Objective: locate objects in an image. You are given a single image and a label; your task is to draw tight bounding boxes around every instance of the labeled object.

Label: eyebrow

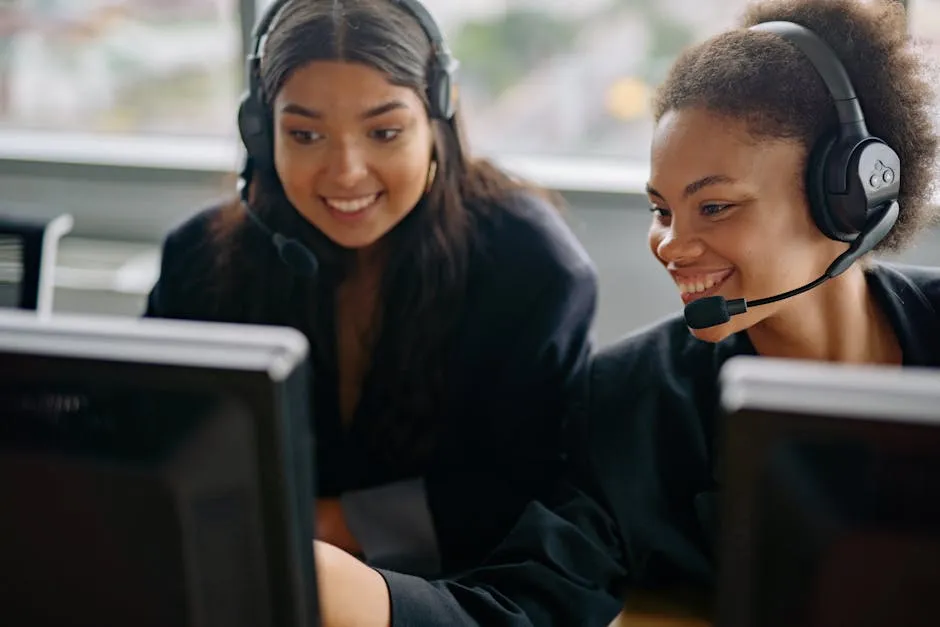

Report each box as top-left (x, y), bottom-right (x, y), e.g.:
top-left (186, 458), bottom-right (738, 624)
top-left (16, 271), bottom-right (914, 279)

top-left (279, 100), bottom-right (409, 120)
top-left (645, 175), bottom-right (737, 200)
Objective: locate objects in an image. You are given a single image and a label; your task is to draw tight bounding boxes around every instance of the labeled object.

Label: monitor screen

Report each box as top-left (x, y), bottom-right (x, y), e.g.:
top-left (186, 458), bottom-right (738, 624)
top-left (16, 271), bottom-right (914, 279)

top-left (717, 356), bottom-right (940, 627)
top-left (0, 311), bottom-right (318, 627)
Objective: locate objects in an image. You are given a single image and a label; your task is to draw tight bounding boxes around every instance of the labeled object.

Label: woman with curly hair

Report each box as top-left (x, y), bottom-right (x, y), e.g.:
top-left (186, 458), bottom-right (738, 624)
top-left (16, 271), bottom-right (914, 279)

top-left (309, 0), bottom-right (940, 625)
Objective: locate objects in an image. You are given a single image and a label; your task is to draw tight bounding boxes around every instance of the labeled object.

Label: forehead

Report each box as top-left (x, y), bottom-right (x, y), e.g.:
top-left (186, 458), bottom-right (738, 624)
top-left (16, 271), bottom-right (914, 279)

top-left (276, 60), bottom-right (422, 110)
top-left (649, 107), bottom-right (803, 192)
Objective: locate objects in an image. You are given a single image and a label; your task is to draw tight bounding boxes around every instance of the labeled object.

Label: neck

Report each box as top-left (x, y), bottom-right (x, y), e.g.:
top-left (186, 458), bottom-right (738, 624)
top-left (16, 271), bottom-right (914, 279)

top-left (349, 242), bottom-right (387, 285)
top-left (746, 265), bottom-right (901, 365)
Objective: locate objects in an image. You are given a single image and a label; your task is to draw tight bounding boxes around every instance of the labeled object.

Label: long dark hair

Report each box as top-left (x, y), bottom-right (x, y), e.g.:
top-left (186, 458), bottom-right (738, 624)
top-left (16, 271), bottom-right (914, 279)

top-left (213, 0), bottom-right (556, 466)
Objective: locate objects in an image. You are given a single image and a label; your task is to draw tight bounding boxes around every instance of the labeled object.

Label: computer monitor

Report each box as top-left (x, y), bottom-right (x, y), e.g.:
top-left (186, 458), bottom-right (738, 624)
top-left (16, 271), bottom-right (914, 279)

top-left (0, 310), bottom-right (319, 627)
top-left (716, 356), bottom-right (940, 627)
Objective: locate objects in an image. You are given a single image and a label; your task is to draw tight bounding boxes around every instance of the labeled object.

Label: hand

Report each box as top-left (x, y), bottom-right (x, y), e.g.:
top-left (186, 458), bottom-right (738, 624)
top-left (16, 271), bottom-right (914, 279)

top-left (313, 540), bottom-right (391, 627)
top-left (315, 498), bottom-right (363, 556)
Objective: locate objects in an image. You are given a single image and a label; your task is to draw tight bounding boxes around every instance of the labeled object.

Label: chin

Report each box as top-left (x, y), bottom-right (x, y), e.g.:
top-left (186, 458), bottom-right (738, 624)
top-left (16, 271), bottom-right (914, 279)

top-left (688, 325), bottom-right (735, 344)
top-left (313, 213), bottom-right (407, 252)
top-left (312, 221), bottom-right (388, 250)
top-left (686, 310), bottom-right (762, 343)
top-left (324, 233), bottom-right (385, 250)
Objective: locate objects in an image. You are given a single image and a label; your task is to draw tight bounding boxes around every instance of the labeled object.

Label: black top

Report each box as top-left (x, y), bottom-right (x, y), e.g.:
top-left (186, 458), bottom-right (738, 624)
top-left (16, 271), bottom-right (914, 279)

top-left (381, 262), bottom-right (940, 626)
top-left (144, 192), bottom-right (598, 576)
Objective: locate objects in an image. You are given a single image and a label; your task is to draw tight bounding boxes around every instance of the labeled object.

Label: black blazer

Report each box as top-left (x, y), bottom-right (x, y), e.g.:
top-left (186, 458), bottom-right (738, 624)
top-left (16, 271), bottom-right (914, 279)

top-left (380, 262), bottom-right (940, 626)
top-left (145, 192), bottom-right (598, 576)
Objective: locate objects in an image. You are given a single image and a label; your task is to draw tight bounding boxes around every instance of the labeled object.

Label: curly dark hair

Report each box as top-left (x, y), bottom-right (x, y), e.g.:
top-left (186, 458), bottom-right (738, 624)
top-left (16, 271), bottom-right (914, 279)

top-left (653, 0), bottom-right (939, 252)
top-left (211, 0), bottom-right (556, 466)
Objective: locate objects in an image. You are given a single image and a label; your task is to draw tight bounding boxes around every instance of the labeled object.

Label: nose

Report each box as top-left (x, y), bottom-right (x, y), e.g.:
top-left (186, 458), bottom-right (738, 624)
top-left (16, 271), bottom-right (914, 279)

top-left (651, 222), bottom-right (706, 265)
top-left (326, 140), bottom-right (369, 188)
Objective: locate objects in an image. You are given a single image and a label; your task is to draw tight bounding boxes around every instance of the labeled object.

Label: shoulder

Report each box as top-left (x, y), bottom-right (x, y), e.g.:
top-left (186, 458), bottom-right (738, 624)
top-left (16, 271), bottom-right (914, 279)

top-left (471, 190), bottom-right (596, 288)
top-left (455, 190), bottom-right (598, 354)
top-left (590, 314), bottom-right (703, 401)
top-left (868, 262), bottom-right (940, 313)
top-left (586, 314), bottom-right (744, 446)
top-left (147, 201), bottom-right (254, 320)
top-left (871, 261), bottom-right (940, 302)
top-left (157, 200), bottom-right (272, 276)
top-left (158, 203), bottom-right (227, 269)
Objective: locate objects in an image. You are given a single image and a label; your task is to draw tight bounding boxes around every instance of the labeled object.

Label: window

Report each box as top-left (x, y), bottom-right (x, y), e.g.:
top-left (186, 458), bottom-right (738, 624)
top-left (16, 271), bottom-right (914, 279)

top-left (0, 0), bottom-right (241, 137)
top-left (909, 0), bottom-right (940, 185)
top-left (254, 0), bottom-right (939, 163)
top-left (910, 1), bottom-right (940, 105)
top-left (256, 0), bottom-right (753, 162)
top-left (1, 1), bottom-right (936, 169)
top-left (422, 0), bottom-right (751, 162)
top-left (911, 0), bottom-right (940, 48)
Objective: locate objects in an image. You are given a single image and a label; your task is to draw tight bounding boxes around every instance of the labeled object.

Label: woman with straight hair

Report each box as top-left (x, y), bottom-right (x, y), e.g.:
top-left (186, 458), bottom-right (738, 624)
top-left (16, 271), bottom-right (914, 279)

top-left (146, 0), bottom-right (597, 580)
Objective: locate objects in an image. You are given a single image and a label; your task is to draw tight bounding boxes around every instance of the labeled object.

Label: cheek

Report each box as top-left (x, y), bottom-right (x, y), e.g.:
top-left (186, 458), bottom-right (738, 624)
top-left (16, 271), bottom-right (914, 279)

top-left (273, 144), bottom-right (310, 195)
top-left (387, 160), bottom-right (427, 192)
top-left (728, 238), bottom-right (761, 274)
top-left (277, 165), bottom-right (305, 196)
top-left (710, 215), bottom-right (779, 284)
top-left (382, 144), bottom-right (431, 202)
top-left (734, 215), bottom-right (822, 289)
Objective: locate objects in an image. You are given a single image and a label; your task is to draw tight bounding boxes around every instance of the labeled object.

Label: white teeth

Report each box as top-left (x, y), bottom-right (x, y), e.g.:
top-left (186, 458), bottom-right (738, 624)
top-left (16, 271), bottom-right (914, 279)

top-left (325, 193), bottom-right (379, 213)
top-left (678, 273), bottom-right (727, 295)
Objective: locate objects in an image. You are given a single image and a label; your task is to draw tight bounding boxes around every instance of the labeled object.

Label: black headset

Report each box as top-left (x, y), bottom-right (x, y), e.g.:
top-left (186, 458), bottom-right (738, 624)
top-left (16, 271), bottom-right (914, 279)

top-left (236, 0), bottom-right (459, 276)
top-left (238, 0), bottom-right (458, 179)
top-left (750, 21), bottom-right (901, 245)
top-left (683, 22), bottom-right (903, 330)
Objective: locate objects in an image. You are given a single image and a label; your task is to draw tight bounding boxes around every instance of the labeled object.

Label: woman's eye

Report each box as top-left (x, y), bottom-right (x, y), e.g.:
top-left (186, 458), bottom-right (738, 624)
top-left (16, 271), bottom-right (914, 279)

top-left (371, 128), bottom-right (402, 142)
top-left (649, 205), bottom-right (671, 219)
top-left (702, 203), bottom-right (733, 217)
top-left (288, 130), bottom-right (321, 144)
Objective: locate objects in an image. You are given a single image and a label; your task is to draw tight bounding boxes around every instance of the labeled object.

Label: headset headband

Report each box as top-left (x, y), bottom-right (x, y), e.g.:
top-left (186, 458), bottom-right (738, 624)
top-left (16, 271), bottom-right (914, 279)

top-left (749, 21), bottom-right (867, 134)
top-left (250, 0), bottom-right (454, 71)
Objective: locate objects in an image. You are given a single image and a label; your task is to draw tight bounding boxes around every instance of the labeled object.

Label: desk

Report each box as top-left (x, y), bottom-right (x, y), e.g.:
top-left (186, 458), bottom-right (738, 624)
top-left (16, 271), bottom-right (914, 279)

top-left (610, 589), bottom-right (712, 627)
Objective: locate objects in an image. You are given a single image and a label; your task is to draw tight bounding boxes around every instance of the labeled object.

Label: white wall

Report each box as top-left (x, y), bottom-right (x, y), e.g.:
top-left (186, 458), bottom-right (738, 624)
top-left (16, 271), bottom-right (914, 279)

top-left (3, 159), bottom-right (939, 346)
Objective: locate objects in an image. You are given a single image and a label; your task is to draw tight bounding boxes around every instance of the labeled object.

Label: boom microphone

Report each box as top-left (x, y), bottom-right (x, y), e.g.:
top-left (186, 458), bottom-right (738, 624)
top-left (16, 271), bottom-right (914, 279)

top-left (684, 201), bottom-right (899, 330)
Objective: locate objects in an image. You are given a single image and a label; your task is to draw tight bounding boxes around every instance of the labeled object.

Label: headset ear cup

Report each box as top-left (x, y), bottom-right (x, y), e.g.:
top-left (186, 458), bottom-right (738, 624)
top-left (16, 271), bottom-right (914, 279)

top-left (425, 55), bottom-right (458, 120)
top-left (426, 64), bottom-right (445, 120)
top-left (238, 92), bottom-right (274, 172)
top-left (841, 139), bottom-right (902, 233)
top-left (806, 132), bottom-right (851, 242)
top-left (442, 67), bottom-right (457, 120)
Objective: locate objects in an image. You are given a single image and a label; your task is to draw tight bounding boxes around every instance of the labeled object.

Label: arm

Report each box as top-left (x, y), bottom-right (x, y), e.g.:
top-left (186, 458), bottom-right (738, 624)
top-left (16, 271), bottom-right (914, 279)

top-left (339, 478), bottom-right (440, 575)
top-left (383, 482), bottom-right (627, 627)
top-left (314, 478), bottom-right (628, 627)
top-left (316, 498), bottom-right (363, 556)
top-left (314, 351), bottom-right (631, 627)
top-left (314, 541), bottom-right (391, 627)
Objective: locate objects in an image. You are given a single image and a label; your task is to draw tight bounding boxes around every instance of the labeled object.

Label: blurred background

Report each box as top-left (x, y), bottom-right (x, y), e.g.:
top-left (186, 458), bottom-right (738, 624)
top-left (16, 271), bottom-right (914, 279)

top-left (0, 0), bottom-right (938, 344)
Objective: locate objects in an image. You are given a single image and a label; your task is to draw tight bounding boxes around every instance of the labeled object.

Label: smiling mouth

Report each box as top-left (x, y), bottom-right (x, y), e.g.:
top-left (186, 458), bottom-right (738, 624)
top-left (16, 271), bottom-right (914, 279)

top-left (322, 192), bottom-right (383, 214)
top-left (677, 270), bottom-right (735, 304)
